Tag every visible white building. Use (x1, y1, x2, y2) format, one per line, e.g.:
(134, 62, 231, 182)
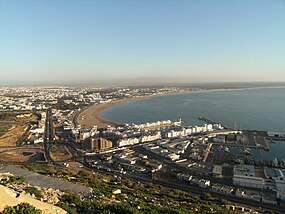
(80, 128, 98, 140)
(118, 138, 140, 147)
(34, 138, 44, 144)
(198, 179, 211, 188)
(233, 165, 265, 189)
(264, 167, 285, 201)
(177, 173, 193, 181)
(140, 132, 161, 143)
(212, 185, 234, 195)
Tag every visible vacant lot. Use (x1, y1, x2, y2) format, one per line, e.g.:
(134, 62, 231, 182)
(0, 125, 28, 147)
(0, 112, 37, 147)
(0, 148, 45, 162)
(0, 123, 13, 137)
(50, 145, 73, 162)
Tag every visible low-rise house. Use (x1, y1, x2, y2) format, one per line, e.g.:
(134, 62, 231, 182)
(198, 179, 210, 188)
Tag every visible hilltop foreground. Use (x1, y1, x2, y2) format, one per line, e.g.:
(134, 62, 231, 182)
(0, 163, 242, 214)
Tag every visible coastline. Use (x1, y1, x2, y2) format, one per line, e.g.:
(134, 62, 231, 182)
(76, 85, 285, 129)
(76, 96, 147, 129)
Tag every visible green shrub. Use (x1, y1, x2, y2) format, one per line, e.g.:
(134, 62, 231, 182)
(25, 187, 42, 198)
(8, 176, 25, 184)
(3, 202, 42, 214)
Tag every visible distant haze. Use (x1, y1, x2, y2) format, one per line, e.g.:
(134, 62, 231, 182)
(0, 0, 285, 85)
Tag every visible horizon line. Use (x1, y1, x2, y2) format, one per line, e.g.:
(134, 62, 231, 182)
(1, 81, 285, 88)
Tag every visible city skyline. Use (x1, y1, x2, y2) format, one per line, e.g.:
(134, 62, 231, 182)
(1, 0, 285, 85)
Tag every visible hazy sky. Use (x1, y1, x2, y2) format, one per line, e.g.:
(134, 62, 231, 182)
(1, 0, 285, 85)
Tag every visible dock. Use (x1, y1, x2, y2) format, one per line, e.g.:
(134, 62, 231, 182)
(198, 117, 228, 128)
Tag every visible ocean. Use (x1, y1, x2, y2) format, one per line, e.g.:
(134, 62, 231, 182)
(102, 87, 285, 132)
(101, 87, 285, 160)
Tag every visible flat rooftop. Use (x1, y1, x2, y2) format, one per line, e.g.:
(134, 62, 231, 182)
(264, 167, 285, 178)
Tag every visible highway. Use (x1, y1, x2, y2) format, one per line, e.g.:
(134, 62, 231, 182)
(43, 108, 55, 163)
(43, 110, 81, 165)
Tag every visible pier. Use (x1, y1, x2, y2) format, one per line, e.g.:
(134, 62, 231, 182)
(266, 136, 285, 142)
(243, 130, 270, 151)
(198, 117, 228, 128)
(211, 142, 260, 151)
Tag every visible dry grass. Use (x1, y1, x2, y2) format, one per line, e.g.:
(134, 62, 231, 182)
(0, 149, 44, 162)
(0, 124, 13, 137)
(0, 125, 27, 147)
(50, 145, 72, 162)
(0, 112, 37, 147)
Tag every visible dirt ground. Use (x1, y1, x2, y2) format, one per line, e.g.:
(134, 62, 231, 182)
(0, 185, 66, 214)
(50, 145, 73, 162)
(0, 112, 38, 147)
(0, 125, 27, 147)
(0, 149, 45, 162)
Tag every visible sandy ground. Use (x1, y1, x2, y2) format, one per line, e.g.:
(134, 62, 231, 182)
(0, 125, 27, 147)
(77, 97, 145, 129)
(0, 185, 66, 214)
(0, 113, 37, 147)
(0, 149, 44, 162)
(50, 145, 73, 162)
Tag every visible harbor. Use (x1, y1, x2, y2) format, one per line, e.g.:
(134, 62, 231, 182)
(195, 117, 285, 168)
(203, 126, 285, 168)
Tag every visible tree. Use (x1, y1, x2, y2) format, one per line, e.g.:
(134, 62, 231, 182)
(3, 202, 42, 214)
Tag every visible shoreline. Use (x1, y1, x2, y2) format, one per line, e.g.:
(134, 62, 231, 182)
(76, 96, 147, 129)
(77, 85, 285, 129)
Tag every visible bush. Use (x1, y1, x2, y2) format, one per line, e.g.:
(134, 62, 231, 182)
(57, 202, 77, 214)
(8, 176, 25, 184)
(61, 191, 82, 206)
(25, 187, 42, 198)
(103, 203, 138, 214)
(3, 202, 42, 214)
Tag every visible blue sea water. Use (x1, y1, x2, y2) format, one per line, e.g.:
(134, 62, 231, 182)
(102, 87, 285, 132)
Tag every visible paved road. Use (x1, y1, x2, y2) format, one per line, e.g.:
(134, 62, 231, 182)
(44, 108, 55, 163)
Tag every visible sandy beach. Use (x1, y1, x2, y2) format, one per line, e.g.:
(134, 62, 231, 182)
(76, 96, 146, 129)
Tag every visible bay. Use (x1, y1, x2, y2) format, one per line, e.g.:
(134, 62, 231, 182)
(102, 87, 285, 132)
(101, 87, 285, 160)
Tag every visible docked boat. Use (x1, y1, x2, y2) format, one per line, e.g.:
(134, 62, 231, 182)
(243, 148, 252, 155)
(224, 147, 230, 152)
